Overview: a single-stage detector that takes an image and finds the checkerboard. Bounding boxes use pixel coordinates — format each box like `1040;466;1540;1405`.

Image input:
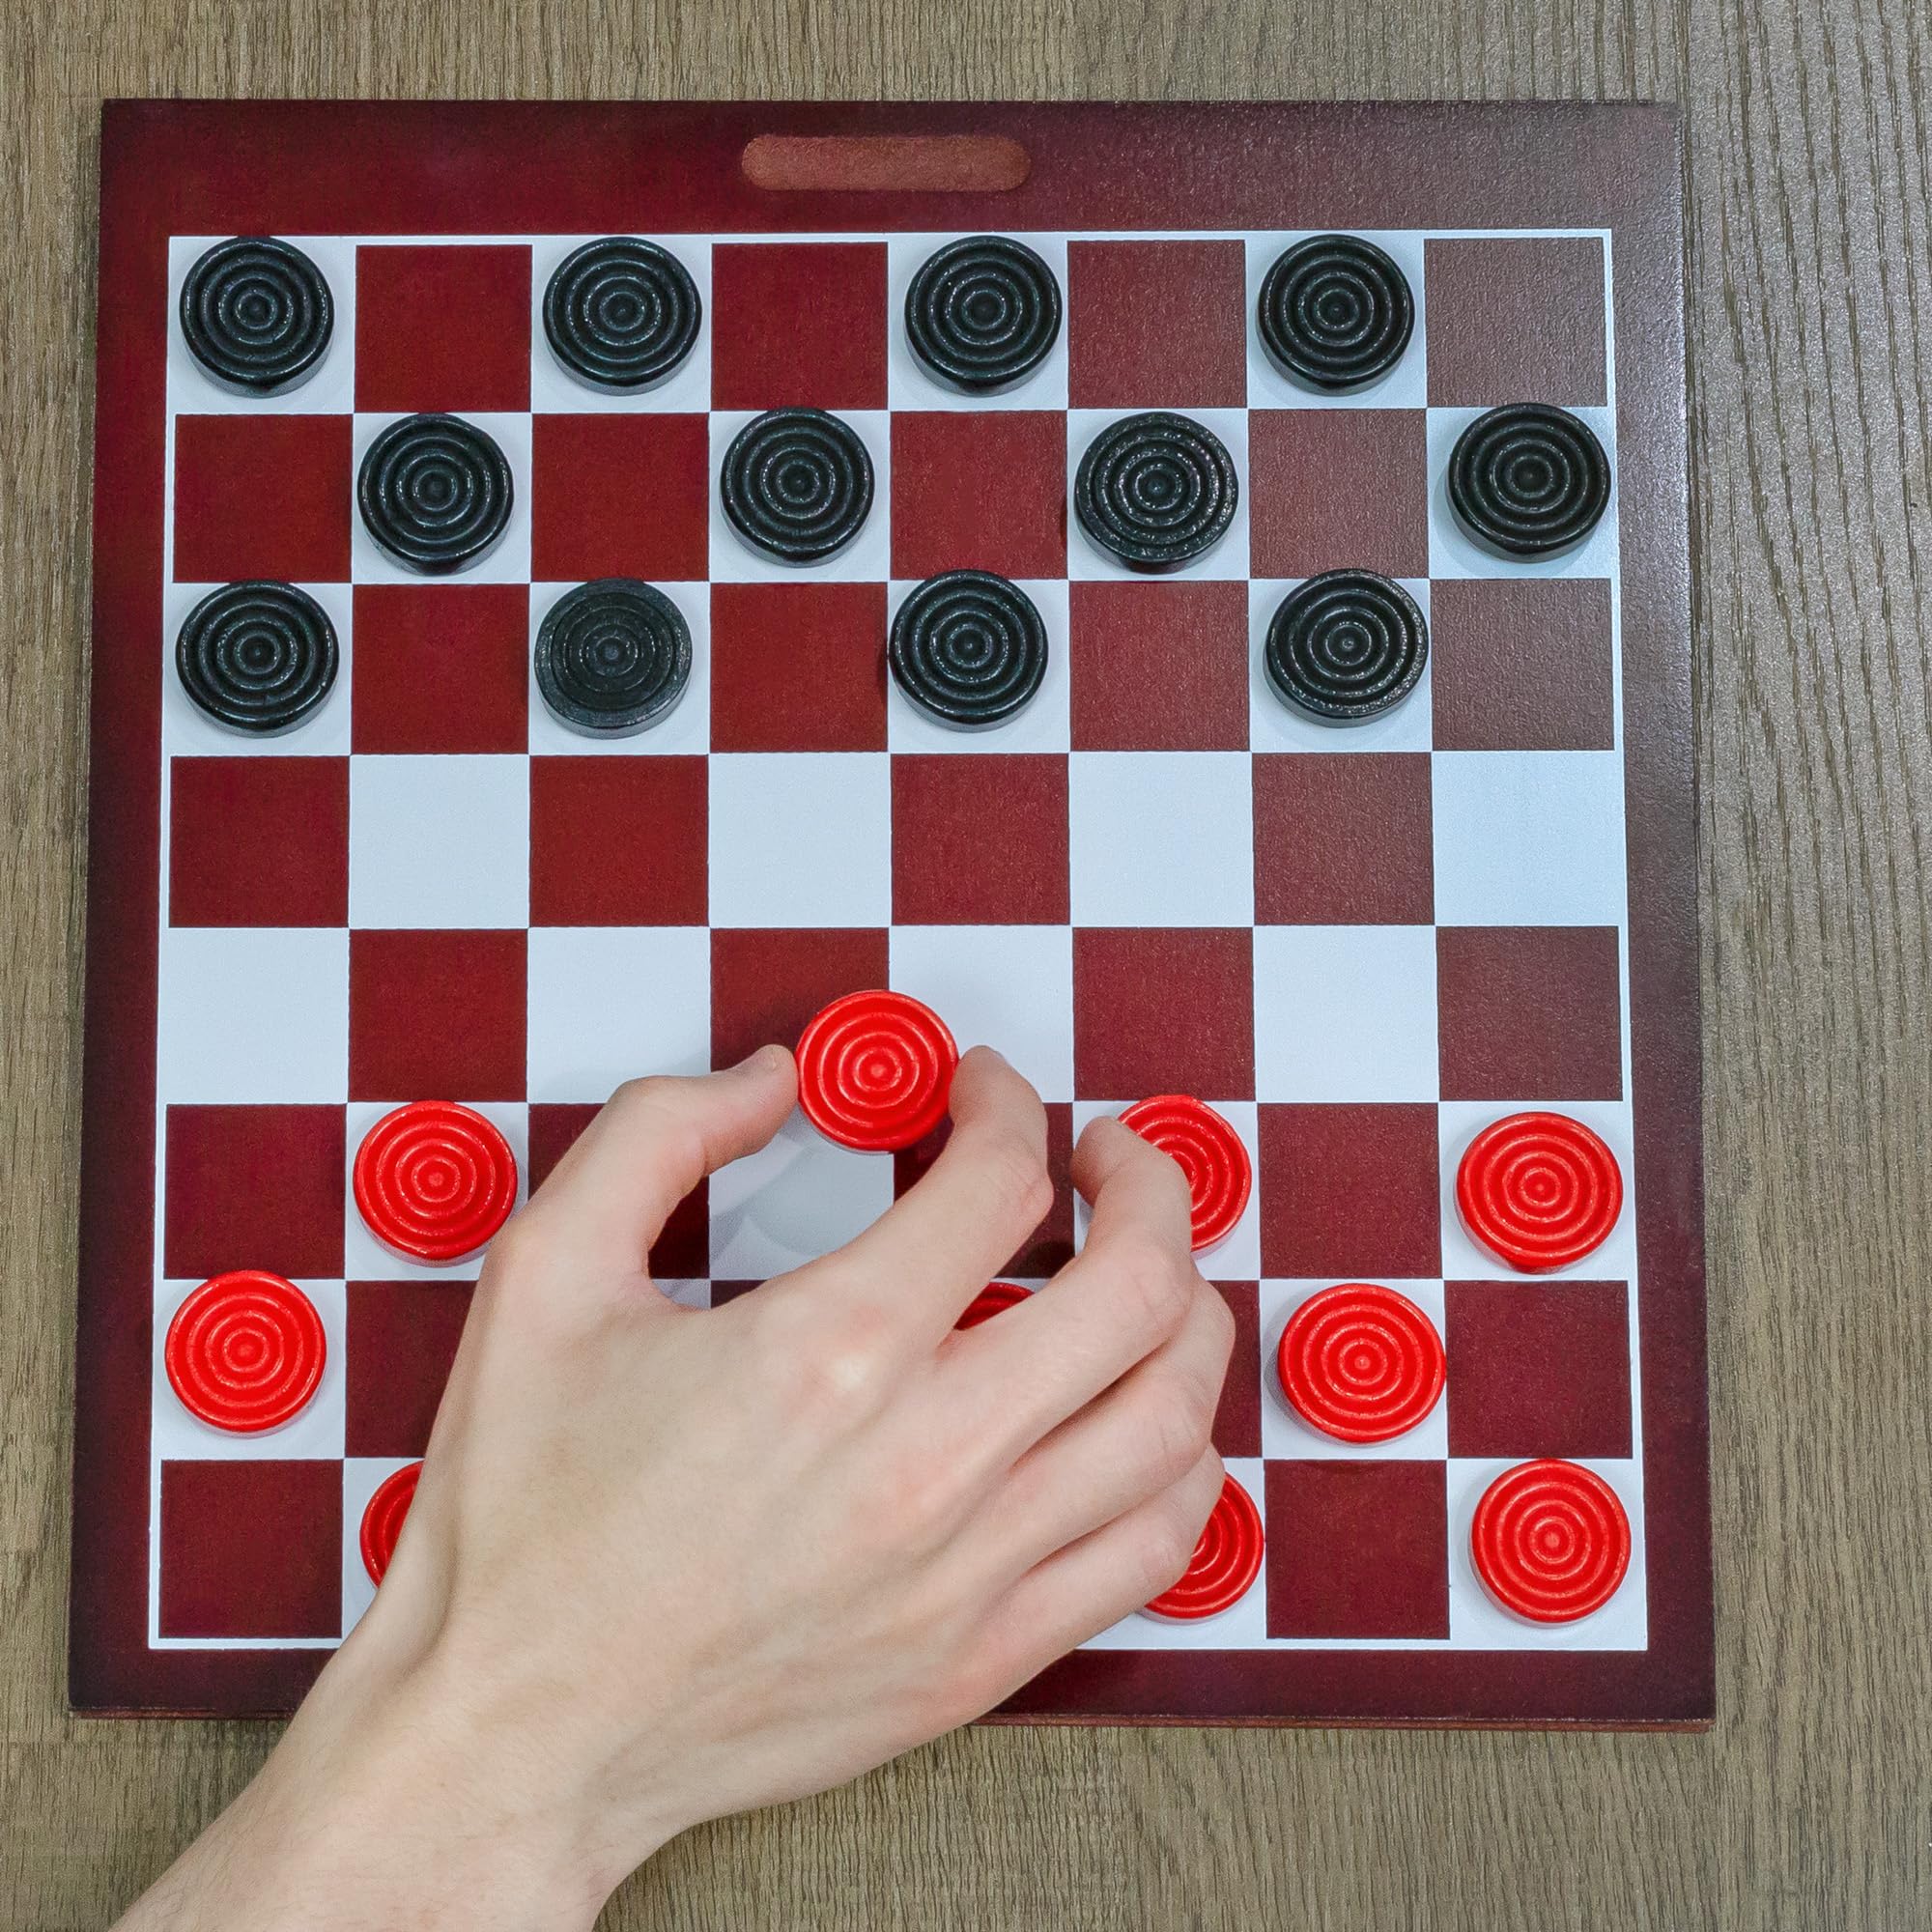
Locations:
74;101;1711;1723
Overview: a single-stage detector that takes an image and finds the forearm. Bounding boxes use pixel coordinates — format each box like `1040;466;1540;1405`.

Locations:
118;1637;624;1932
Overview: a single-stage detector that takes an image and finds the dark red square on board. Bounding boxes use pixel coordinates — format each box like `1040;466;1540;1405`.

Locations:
891;412;1066;580
1066;241;1247;408
352;585;529;754
1248;410;1429;580
894;1102;1075;1279
355;244;532;413
1437;925;1624;1101
160;1460;342;1639
709;928;891;1071
349;929;526;1100
530;414;709;582
1254;753;1434;925
174;414;353;584
891;755;1068;925
344;1279;474;1459
1430;577;1616;753
1444;1280;1633;1460
169;757;348;927
1259;1103;1440;1278
1068;582;1250;752
529;757;708;926
527;1102;711;1280
711;242;888;410
1424;237;1608;409
711;583;888;753
1072;928;1254;1098
163;1104;346;1281
1264;1460;1449;1639
1211;1281;1263;1460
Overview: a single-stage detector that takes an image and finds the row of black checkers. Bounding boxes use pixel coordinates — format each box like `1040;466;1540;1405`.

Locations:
184;228;1408;400
176;565;1426;735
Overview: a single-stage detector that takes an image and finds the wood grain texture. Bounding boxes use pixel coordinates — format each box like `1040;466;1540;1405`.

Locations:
2;2;1928;1926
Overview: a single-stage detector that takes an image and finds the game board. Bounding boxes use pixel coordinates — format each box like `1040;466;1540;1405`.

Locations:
71;100;1711;1724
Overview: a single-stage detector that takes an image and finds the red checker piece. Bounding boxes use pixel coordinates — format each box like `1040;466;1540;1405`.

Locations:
164;1270;327;1434
354;1101;519;1264
955;1280;1031;1330
1143;1472;1264;1620
1277;1282;1445;1443
1469;1458;1631;1623
1456;1110;1623;1272
797;990;958;1152
1119;1095;1251;1253
360;1461;423;1585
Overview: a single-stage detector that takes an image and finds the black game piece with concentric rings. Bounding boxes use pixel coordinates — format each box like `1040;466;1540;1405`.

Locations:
180;237;334;395
721;409;874;565
905;236;1062;393
1447;404;1612;559
1073;412;1238;572
535;579;693;736
1257;234;1413;392
176;581;339;733
889;571;1048;729
543;238;702;391
357;413;514;574
1264;570;1428;724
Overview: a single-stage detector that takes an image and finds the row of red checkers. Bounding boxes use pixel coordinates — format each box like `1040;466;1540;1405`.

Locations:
160;987;1632;1623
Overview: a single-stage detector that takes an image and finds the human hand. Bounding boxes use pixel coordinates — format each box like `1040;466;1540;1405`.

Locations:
121;1045;1230;1931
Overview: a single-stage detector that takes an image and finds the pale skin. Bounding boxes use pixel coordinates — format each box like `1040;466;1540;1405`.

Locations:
120;1044;1233;1931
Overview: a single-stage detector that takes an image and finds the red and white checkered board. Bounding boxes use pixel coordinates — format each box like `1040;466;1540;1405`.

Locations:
75;102;1711;1724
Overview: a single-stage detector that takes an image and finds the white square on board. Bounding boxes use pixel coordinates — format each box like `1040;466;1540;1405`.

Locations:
889;925;1074;1102
150;1278;347;1463
1066;408;1250;583
1446;1456;1647;1649
158;927;349;1104
1069;751;1254;926
1242;230;1429;413
1253;925;1439;1102
708;1112;895;1279
1432;750;1626;926
1426;404;1619;582
350;411;534;586
525;578;712;758
884;233;1071;412
708;753;891;928
526;235;713;417
884;578;1070;755
348;753;529;929
1257;1278;1450;1462
707;411;892;584
526;927;711;1102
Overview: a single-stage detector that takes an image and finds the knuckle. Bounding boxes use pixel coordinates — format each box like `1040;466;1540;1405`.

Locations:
969;1123;1053;1226
1104;1234;1193;1337
755;1293;896;1424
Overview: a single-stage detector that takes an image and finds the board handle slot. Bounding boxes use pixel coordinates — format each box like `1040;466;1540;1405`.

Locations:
741;133;1030;194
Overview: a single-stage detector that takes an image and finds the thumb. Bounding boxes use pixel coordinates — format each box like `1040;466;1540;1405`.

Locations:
520;1046;798;1274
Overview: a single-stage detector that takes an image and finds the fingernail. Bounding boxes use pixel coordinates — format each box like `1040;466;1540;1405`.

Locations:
732;1042;788;1075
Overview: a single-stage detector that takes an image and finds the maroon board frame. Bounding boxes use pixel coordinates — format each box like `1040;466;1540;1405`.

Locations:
74;99;1710;1724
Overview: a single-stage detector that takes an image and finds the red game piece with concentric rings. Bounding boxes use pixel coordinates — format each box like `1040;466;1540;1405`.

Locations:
360;1461;423;1585
1143;1473;1265;1620
164;1270;327;1434
796;989;959;1151
1119;1095;1251;1252
353;1100;519;1264
1470;1458;1631;1623
1277;1282;1445;1442
1455;1110;1623;1273
955;1279;1031;1329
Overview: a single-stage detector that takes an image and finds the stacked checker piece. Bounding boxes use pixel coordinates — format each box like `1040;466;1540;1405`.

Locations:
165;227;1629;1634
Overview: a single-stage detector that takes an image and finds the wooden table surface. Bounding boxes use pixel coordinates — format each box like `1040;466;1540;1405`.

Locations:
5;3;1929;1927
